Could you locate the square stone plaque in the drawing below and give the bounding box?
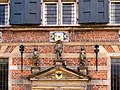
[50,31,69,42]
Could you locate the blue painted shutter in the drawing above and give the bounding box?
[10,0,24,24]
[79,0,93,23]
[10,0,41,24]
[78,0,109,24]
[24,0,41,24]
[96,0,109,23]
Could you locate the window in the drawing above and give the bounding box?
[62,3,75,24]
[111,59,120,90]
[110,2,120,24]
[0,4,8,25]
[0,59,8,90]
[44,3,58,25]
[43,2,76,25]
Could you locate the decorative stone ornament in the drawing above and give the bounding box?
[0,32,2,42]
[50,31,69,42]
[55,40,63,60]
[55,40,66,66]
[31,48,40,74]
[55,71,63,79]
[80,47,86,67]
[32,48,39,67]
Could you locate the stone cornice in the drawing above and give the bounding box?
[0,25,120,31]
[0,42,120,46]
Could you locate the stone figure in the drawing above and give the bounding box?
[80,47,86,67]
[55,40,63,60]
[32,48,39,66]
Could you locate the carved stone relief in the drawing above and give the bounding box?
[50,31,69,42]
[33,70,80,80]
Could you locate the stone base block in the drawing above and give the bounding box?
[55,59,64,66]
[31,67,40,74]
[78,67,88,75]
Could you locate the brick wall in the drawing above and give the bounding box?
[1,29,118,90]
[69,30,118,42]
[2,31,49,43]
[2,30,119,43]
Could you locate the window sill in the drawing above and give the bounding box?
[41,24,120,27]
[0,25,12,28]
[41,24,79,27]
[2,24,120,27]
[1,24,120,31]
[107,24,120,26]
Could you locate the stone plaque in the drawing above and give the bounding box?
[50,31,69,42]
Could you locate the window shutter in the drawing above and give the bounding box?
[10,0,24,24]
[78,0,109,24]
[96,0,109,23]
[24,0,41,24]
[10,0,41,25]
[78,0,95,23]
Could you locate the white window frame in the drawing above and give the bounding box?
[61,2,76,25]
[43,2,58,26]
[0,3,9,27]
[109,1,120,25]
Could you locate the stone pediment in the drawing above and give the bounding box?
[27,66,90,81]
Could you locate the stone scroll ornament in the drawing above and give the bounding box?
[55,40,63,60]
[80,47,86,67]
[32,48,39,67]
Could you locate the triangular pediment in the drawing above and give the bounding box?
[27,66,90,81]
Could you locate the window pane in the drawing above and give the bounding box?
[110,2,120,24]
[111,59,120,90]
[62,3,75,24]
[0,4,8,25]
[44,3,57,25]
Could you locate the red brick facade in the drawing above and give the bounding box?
[0,28,119,90]
[2,30,118,43]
